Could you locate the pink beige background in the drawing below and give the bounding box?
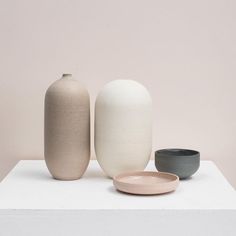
[0,0,235,188]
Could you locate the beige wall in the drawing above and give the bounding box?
[0,0,236,188]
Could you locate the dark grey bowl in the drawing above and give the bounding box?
[155,149,200,179]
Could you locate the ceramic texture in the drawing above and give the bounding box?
[44,74,90,180]
[155,149,200,179]
[95,80,152,178]
[113,171,179,195]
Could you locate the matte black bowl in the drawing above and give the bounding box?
[155,149,200,179]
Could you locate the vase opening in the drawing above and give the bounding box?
[62,73,72,78]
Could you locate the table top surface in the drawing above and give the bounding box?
[0,160,235,210]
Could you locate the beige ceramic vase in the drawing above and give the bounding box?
[44,74,90,180]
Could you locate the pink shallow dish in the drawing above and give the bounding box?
[113,171,179,195]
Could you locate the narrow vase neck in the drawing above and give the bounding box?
[62,74,72,79]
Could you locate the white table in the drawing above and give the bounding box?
[0,160,235,236]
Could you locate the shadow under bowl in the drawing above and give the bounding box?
[155,148,200,179]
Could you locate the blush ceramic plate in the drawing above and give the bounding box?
[113,171,179,195]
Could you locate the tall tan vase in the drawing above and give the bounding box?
[44,74,90,180]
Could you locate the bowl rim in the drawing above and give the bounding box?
[155,148,200,157]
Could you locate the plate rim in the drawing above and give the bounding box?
[113,170,179,195]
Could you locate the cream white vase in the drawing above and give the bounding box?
[44,74,90,180]
[95,80,152,177]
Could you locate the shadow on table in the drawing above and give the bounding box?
[16,168,108,182]
[107,186,177,197]
[83,169,108,179]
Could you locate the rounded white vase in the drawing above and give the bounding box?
[95,80,152,178]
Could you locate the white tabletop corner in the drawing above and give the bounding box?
[0,160,235,210]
